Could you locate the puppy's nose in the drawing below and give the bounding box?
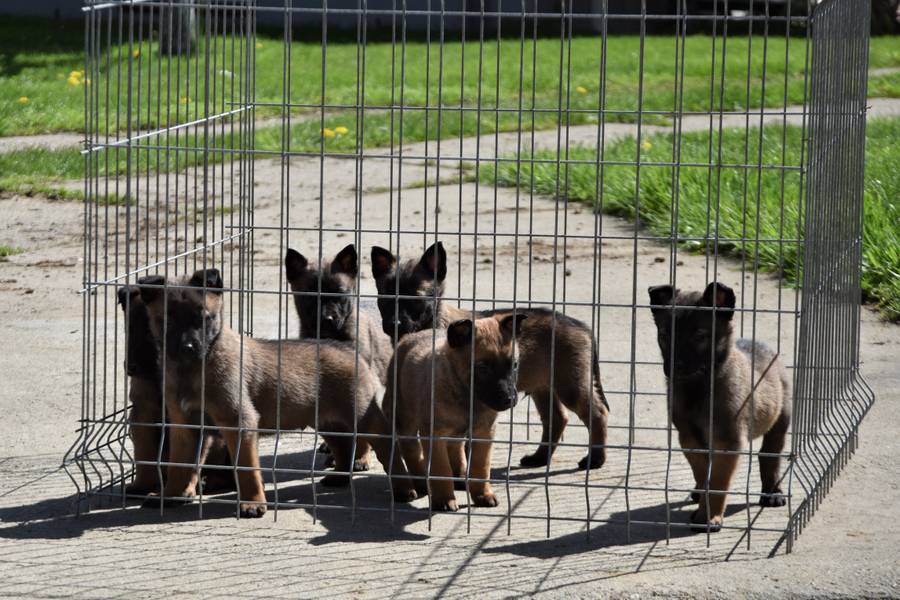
[323,315,335,324]
[184,341,195,351]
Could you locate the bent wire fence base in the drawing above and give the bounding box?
[67,0,874,558]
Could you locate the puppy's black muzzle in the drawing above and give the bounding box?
[477,374,519,412]
[317,314,346,338]
[382,317,417,341]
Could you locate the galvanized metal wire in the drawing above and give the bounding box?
[67,0,874,556]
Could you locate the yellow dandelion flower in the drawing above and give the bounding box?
[179,96,191,104]
[18,96,29,104]
[133,49,141,59]
[255,42,264,49]
[69,70,82,79]
[322,127,336,138]
[334,126,349,135]
[641,140,653,151]
[68,75,82,87]
[576,85,588,94]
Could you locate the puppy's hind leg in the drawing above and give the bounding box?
[359,402,418,503]
[399,437,428,499]
[758,413,789,508]
[571,386,609,471]
[519,391,567,468]
[127,395,163,495]
[199,434,237,495]
[320,431,354,488]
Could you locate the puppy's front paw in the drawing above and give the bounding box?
[432,497,459,512]
[392,483,418,503]
[199,472,237,495]
[759,488,787,507]
[240,502,267,518]
[412,479,429,498]
[519,451,550,468]
[352,458,370,472]
[140,493,193,509]
[577,452,605,471]
[320,473,350,487]
[690,509,723,532]
[472,492,499,508]
[125,482,159,496]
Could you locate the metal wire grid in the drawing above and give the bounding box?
[64,0,874,555]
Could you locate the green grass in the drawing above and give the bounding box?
[0,147,86,199]
[0,105,572,197]
[0,245,24,258]
[480,117,900,321]
[0,125,252,199]
[4,16,900,136]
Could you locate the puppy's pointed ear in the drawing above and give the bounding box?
[137,275,166,306]
[117,285,140,308]
[371,246,396,280]
[331,244,358,278]
[418,242,447,283]
[648,285,675,312]
[702,281,736,320]
[498,313,527,340]
[189,269,224,294]
[447,319,474,349]
[285,248,309,282]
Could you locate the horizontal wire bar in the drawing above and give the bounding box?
[81,2,810,25]
[223,224,806,246]
[81,106,251,154]
[231,101,814,119]
[81,282,803,317]
[83,141,806,171]
[71,421,792,460]
[85,488,791,534]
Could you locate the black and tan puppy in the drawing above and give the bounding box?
[385,314,526,511]
[285,244,393,470]
[138,269,417,518]
[371,242,609,471]
[116,285,233,495]
[648,282,792,531]
[285,244,393,383]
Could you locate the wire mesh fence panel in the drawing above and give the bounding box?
[66,0,874,557]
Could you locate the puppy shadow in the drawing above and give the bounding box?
[500,464,584,482]
[482,501,751,558]
[257,448,329,485]
[0,489,243,541]
[0,448,418,542]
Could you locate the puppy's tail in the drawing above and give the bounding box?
[592,341,610,412]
